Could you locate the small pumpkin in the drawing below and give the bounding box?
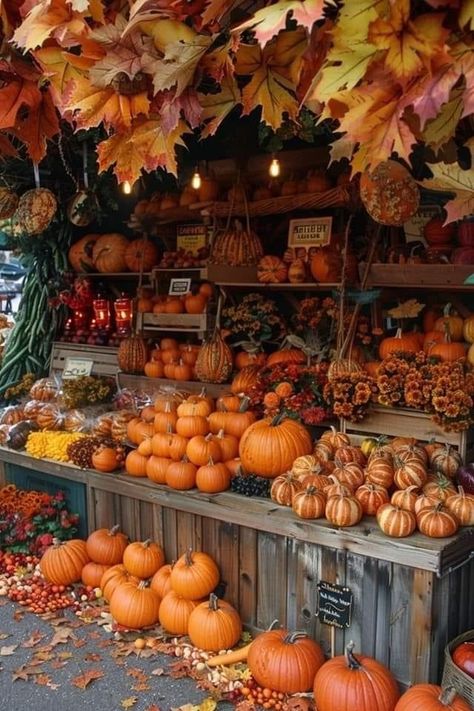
[86,525,128,565]
[230,365,260,394]
[166,457,197,490]
[110,580,161,629]
[40,539,90,586]
[270,472,303,506]
[320,426,351,449]
[393,684,471,711]
[292,485,326,519]
[187,593,242,652]
[325,492,363,527]
[391,485,419,512]
[355,483,390,515]
[158,590,202,635]
[122,539,165,578]
[379,328,420,360]
[376,503,416,538]
[445,486,474,526]
[170,549,219,601]
[257,255,288,283]
[124,237,159,272]
[68,233,99,272]
[429,444,463,479]
[100,564,138,602]
[81,561,110,588]
[150,563,173,599]
[416,503,459,538]
[196,459,231,493]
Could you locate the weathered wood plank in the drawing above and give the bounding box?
[238,527,258,632]
[256,532,288,631]
[388,563,413,687]
[409,569,434,683]
[358,556,379,659]
[91,488,116,530]
[217,522,240,608]
[343,553,365,656]
[162,508,178,562]
[0,460,7,487]
[119,496,141,541]
[292,540,320,638]
[138,501,155,541]
[375,560,392,667]
[176,511,198,553]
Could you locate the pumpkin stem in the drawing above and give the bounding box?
[457,486,465,496]
[345,641,362,670]
[208,593,219,611]
[283,631,309,644]
[181,455,190,463]
[142,539,152,548]
[443,302,452,317]
[108,525,121,536]
[438,687,457,706]
[184,548,194,567]
[238,396,250,413]
[268,619,280,631]
[270,412,286,427]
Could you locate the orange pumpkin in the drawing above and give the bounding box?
[184,293,207,314]
[92,233,129,273]
[360,160,419,226]
[310,247,342,283]
[379,328,420,360]
[124,237,159,272]
[434,304,464,341]
[68,234,99,272]
[257,255,288,283]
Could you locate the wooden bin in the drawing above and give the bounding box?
[137,312,212,333]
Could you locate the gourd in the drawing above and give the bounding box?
[257,255,288,283]
[416,503,459,538]
[122,540,165,578]
[210,218,263,266]
[355,483,390,515]
[0,187,19,219]
[270,473,303,506]
[206,643,253,667]
[195,298,233,384]
[110,580,161,629]
[92,445,124,472]
[310,246,342,283]
[292,485,326,519]
[16,188,58,234]
[40,539,90,585]
[359,160,419,226]
[86,525,128,565]
[325,492,363,527]
[379,328,420,359]
[445,487,474,526]
[230,365,260,394]
[266,348,306,367]
[187,593,242,651]
[376,503,416,538]
[117,334,148,374]
[68,234,99,272]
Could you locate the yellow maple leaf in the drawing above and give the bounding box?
[144,36,212,97]
[12,0,90,51]
[235,28,306,129]
[459,0,474,29]
[420,138,474,224]
[64,77,150,129]
[234,0,331,46]
[422,86,464,151]
[387,299,425,319]
[121,698,138,710]
[199,700,216,711]
[34,46,87,107]
[199,75,241,138]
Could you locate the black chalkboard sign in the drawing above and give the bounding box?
[316,580,353,629]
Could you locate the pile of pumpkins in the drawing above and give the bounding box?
[270,427,474,538]
[68,234,160,274]
[37,527,471,711]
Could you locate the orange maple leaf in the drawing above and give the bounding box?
[63,76,150,129]
[13,88,60,162]
[235,0,331,46]
[0,77,42,130]
[34,45,90,108]
[12,0,92,51]
[0,133,18,158]
[71,668,104,689]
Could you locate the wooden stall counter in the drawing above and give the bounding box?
[0,446,473,691]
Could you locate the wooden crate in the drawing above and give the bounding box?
[340,405,474,460]
[137,312,212,333]
[50,342,119,378]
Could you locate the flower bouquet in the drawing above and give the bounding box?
[222,293,286,348]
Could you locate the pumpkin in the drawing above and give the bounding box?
[333,462,365,491]
[175,415,209,438]
[393,455,428,489]
[310,246,343,283]
[170,549,219,600]
[118,334,148,374]
[325,492,363,527]
[366,456,395,488]
[125,450,149,477]
[429,444,463,479]
[292,485,326,519]
[291,454,325,479]
[40,539,90,585]
[154,404,177,433]
[92,233,129,272]
[124,237,159,272]
[360,160,419,226]
[92,445,123,473]
[416,503,459,538]
[150,563,173,599]
[462,315,474,343]
[195,331,233,384]
[68,234,99,272]
[391,485,419,512]
[209,409,256,439]
[270,472,303,506]
[379,328,420,360]
[211,430,239,461]
[423,330,445,354]
[110,580,161,629]
[423,476,457,503]
[320,426,351,449]
[434,304,464,342]
[185,293,207,314]
[430,329,466,362]
[266,348,306,367]
[196,459,231,493]
[158,590,202,634]
[0,187,18,219]
[234,349,266,370]
[144,360,164,378]
[334,446,366,467]
[122,539,165,578]
[445,486,474,526]
[166,457,197,490]
[257,255,288,283]
[81,561,110,588]
[355,483,390,515]
[230,365,260,394]
[239,414,312,479]
[393,684,471,711]
[100,564,138,602]
[187,593,242,651]
[247,627,325,694]
[424,217,456,246]
[146,455,171,484]
[177,399,213,419]
[210,218,263,266]
[16,188,58,234]
[313,440,335,462]
[86,525,128,565]
[376,503,416,538]
[217,393,248,412]
[414,493,443,515]
[186,434,222,466]
[323,476,352,498]
[452,642,474,680]
[313,641,400,711]
[288,258,307,283]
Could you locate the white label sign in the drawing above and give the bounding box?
[63,357,94,379]
[169,278,191,296]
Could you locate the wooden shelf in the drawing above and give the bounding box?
[77,272,152,278]
[116,373,229,398]
[362,264,474,290]
[216,281,341,290]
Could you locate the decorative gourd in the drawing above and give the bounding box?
[424,216,456,246]
[0,187,18,219]
[434,304,464,342]
[110,580,161,629]
[393,455,428,489]
[195,332,233,384]
[292,485,326,519]
[234,349,266,370]
[170,549,219,600]
[187,593,242,651]
[333,462,365,491]
[118,334,148,374]
[313,439,335,462]
[122,539,165,578]
[92,233,129,272]
[423,476,457,503]
[68,234,99,272]
[247,627,325,694]
[230,365,260,394]
[313,641,400,711]
[320,426,351,449]
[416,503,459,538]
[210,218,263,266]
[393,684,471,711]
[239,414,312,479]
[270,472,303,506]
[100,564,138,602]
[86,525,128,565]
[166,457,197,490]
[366,456,395,488]
[291,454,325,479]
[355,483,390,515]
[325,492,363,527]
[81,561,110,588]
[359,160,419,226]
[391,485,419,512]
[379,328,420,360]
[414,493,443,515]
[334,446,366,467]
[16,188,58,234]
[158,590,202,634]
[429,444,463,479]
[462,315,474,344]
[40,539,90,585]
[124,237,159,272]
[376,503,416,538]
[196,459,231,493]
[257,255,288,283]
[150,563,173,599]
[288,259,307,283]
[445,486,474,525]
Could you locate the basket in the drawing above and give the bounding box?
[441,629,474,706]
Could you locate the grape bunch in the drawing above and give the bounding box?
[231,474,271,498]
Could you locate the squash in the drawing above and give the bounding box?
[210,218,263,266]
[92,233,129,273]
[16,188,57,235]
[117,334,148,374]
[124,237,159,272]
[0,187,18,219]
[257,255,288,283]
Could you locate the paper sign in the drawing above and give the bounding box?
[63,357,93,379]
[177,224,209,255]
[288,217,332,250]
[316,581,353,629]
[169,278,191,295]
[404,205,441,244]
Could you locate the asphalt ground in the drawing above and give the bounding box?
[0,599,235,711]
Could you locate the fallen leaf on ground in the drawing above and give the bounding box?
[127,667,147,681]
[199,700,217,711]
[146,706,163,711]
[13,610,24,621]
[151,667,165,676]
[0,632,10,640]
[73,638,87,648]
[169,658,194,678]
[33,650,53,662]
[132,681,151,691]
[22,631,44,648]
[84,652,102,662]
[1,644,17,655]
[12,664,45,681]
[50,627,76,646]
[71,668,105,689]
[35,674,52,686]
[121,698,138,709]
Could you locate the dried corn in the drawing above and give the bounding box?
[25,431,86,462]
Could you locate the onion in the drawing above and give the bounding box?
[456,463,474,494]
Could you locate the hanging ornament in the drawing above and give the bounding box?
[359,160,420,226]
[67,143,98,227]
[15,163,57,235]
[0,186,19,219]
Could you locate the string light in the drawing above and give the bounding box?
[269,156,281,178]
[122,180,132,195]
[191,168,202,190]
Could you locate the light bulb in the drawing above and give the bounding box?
[122,180,132,195]
[269,157,281,178]
[191,170,202,190]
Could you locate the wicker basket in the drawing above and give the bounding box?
[441,629,474,706]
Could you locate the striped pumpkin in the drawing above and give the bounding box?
[393,455,427,489]
[210,219,263,266]
[117,334,148,374]
[376,503,416,538]
[195,331,233,384]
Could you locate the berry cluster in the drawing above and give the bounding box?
[231,474,271,498]
[239,679,286,708]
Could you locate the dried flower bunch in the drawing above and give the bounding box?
[61,375,116,409]
[222,293,286,346]
[323,373,378,421]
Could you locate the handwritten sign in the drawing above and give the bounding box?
[316,581,353,629]
[177,224,209,255]
[288,217,332,255]
[169,278,191,296]
[63,357,93,379]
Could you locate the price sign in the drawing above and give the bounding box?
[63,357,94,379]
[169,278,191,296]
[177,224,209,255]
[288,217,333,260]
[316,580,353,629]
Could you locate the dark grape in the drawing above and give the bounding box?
[231,474,270,498]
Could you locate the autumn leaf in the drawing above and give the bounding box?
[0,133,18,158]
[63,78,150,129]
[12,0,90,51]
[200,0,241,28]
[234,0,332,46]
[121,698,138,709]
[0,77,41,130]
[21,631,44,648]
[50,626,77,646]
[67,0,105,21]
[35,673,53,686]
[71,668,105,689]
[144,36,212,97]
[0,644,17,655]
[420,139,474,223]
[199,75,240,137]
[236,28,307,129]
[89,19,155,88]
[34,45,87,108]
[459,0,474,29]
[156,88,202,134]
[422,86,464,151]
[387,299,425,319]
[13,88,60,162]
[368,0,448,85]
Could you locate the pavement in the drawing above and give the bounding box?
[0,599,235,711]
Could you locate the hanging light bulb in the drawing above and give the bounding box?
[269,156,281,178]
[122,180,132,195]
[191,167,202,190]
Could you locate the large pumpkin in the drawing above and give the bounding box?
[85,525,129,565]
[379,328,420,360]
[239,414,312,479]
[313,642,400,711]
[124,237,160,272]
[360,160,419,226]
[393,684,471,711]
[68,234,99,272]
[40,538,90,586]
[310,246,342,283]
[110,580,161,629]
[92,233,129,273]
[187,593,242,651]
[247,627,325,693]
[170,549,219,600]
[16,188,57,235]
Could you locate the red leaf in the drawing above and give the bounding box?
[12,88,60,162]
[0,78,42,130]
